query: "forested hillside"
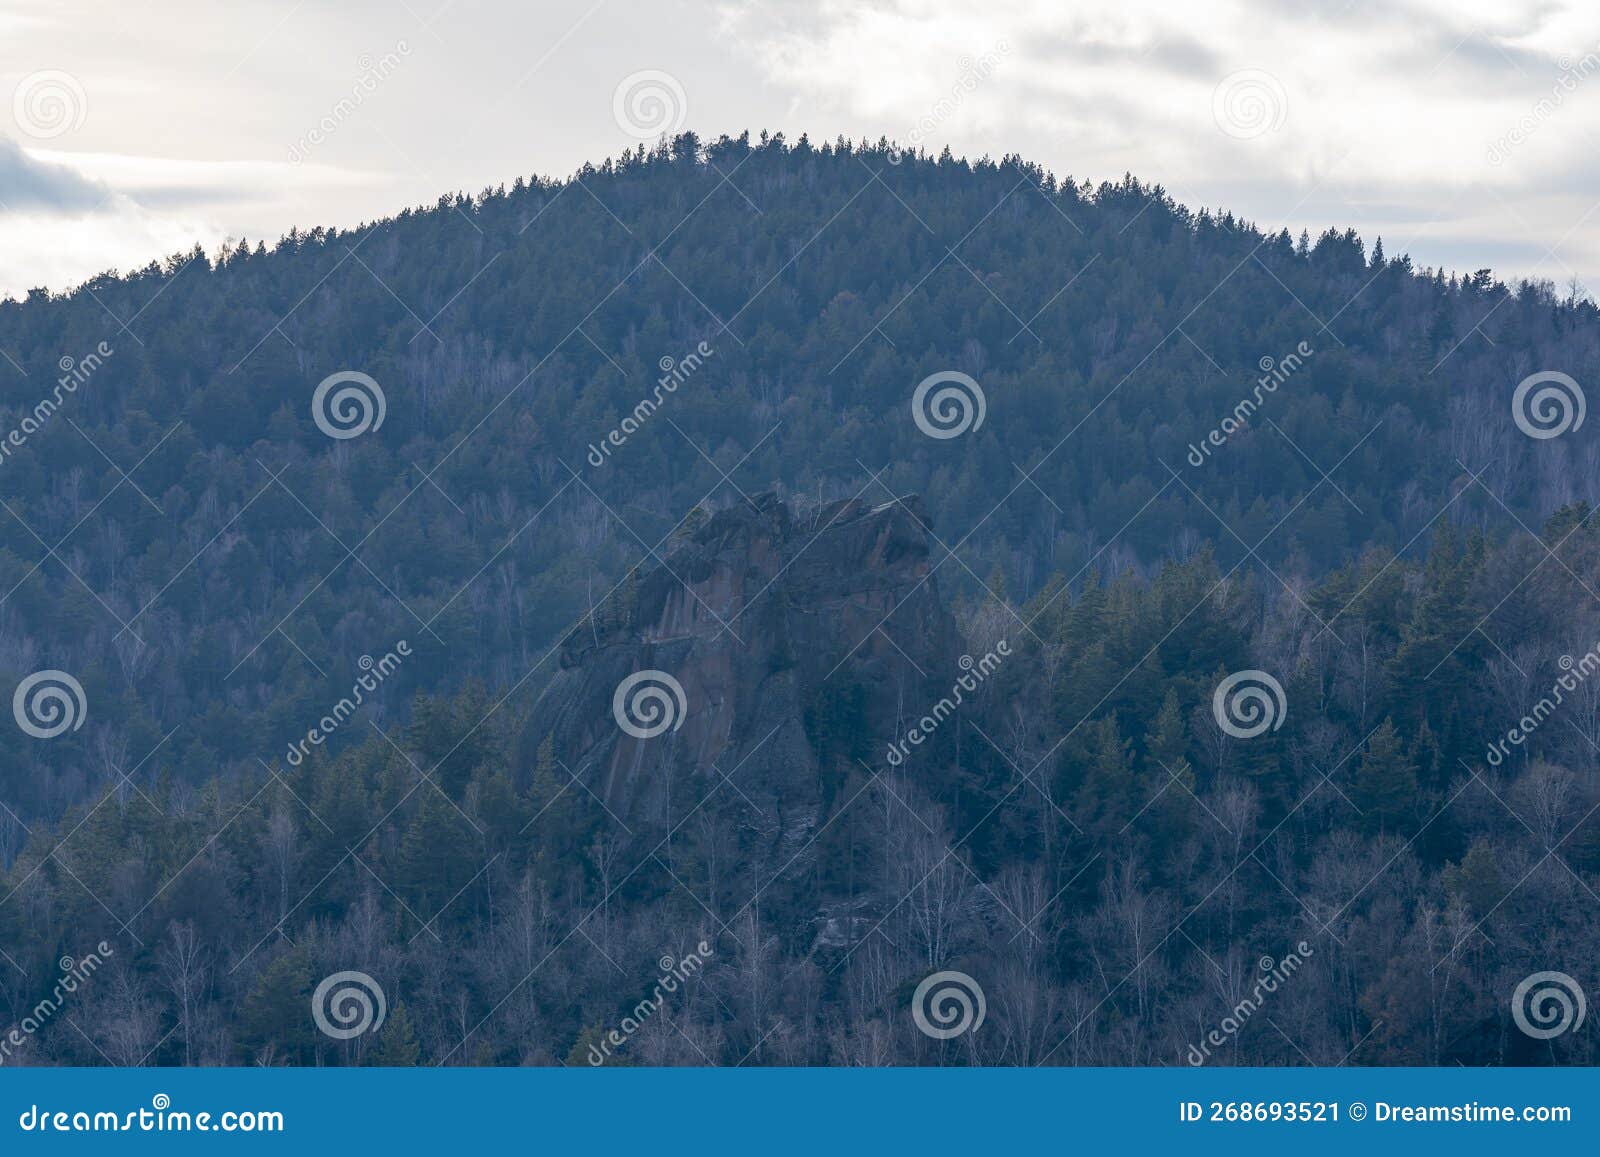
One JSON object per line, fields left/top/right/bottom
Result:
{"left": 1, "top": 134, "right": 1597, "bottom": 1066}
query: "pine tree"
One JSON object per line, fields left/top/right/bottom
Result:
{"left": 369, "top": 1001, "right": 422, "bottom": 1065}
{"left": 1353, "top": 719, "right": 1418, "bottom": 833}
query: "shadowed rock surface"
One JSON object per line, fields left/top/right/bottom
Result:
{"left": 520, "top": 492, "right": 963, "bottom": 930}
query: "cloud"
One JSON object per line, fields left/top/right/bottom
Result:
{"left": 715, "top": 0, "right": 1600, "bottom": 284}
{"left": 24, "top": 149, "right": 389, "bottom": 209}
{"left": 0, "top": 141, "right": 232, "bottom": 297}
{"left": 0, "top": 144, "right": 393, "bottom": 297}
{"left": 3, "top": 0, "right": 1598, "bottom": 296}
{"left": 0, "top": 136, "right": 111, "bottom": 212}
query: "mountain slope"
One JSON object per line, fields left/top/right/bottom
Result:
{"left": 1, "top": 136, "right": 1599, "bottom": 1068}
{"left": 2, "top": 133, "right": 1593, "bottom": 824}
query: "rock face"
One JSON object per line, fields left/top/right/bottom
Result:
{"left": 522, "top": 492, "right": 962, "bottom": 863}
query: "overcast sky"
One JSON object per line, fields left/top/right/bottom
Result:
{"left": 4, "top": 0, "right": 1600, "bottom": 299}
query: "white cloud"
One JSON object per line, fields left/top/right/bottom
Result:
{"left": 720, "top": 0, "right": 1600, "bottom": 284}
{"left": 2, "top": 0, "right": 1599, "bottom": 295}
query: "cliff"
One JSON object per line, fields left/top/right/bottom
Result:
{"left": 520, "top": 492, "right": 963, "bottom": 923}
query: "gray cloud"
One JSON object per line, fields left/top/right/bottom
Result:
{"left": 0, "top": 137, "right": 111, "bottom": 213}
{"left": 1026, "top": 28, "right": 1221, "bottom": 79}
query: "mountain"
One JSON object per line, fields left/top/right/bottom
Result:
{"left": 521, "top": 491, "right": 965, "bottom": 956}
{"left": 526, "top": 493, "right": 958, "bottom": 827}
{"left": 1, "top": 134, "right": 1598, "bottom": 1067}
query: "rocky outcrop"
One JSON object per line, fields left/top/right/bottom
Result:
{"left": 521, "top": 492, "right": 962, "bottom": 865}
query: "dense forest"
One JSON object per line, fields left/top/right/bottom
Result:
{"left": 1, "top": 134, "right": 1597, "bottom": 1065}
